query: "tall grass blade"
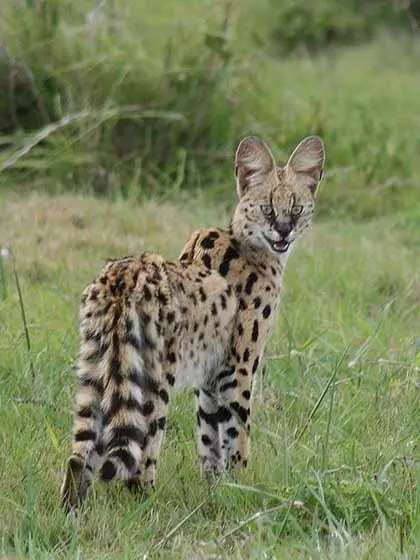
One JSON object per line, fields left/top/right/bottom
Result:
{"left": 11, "top": 250, "right": 35, "bottom": 379}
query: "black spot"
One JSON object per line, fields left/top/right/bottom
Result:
{"left": 218, "top": 245, "right": 240, "bottom": 277}
{"left": 243, "top": 349, "right": 250, "bottom": 362}
{"left": 230, "top": 402, "right": 249, "bottom": 423}
{"left": 239, "top": 298, "right": 247, "bottom": 310}
{"left": 77, "top": 406, "right": 93, "bottom": 418}
{"left": 109, "top": 448, "right": 135, "bottom": 470}
{"left": 270, "top": 266, "right": 277, "bottom": 276}
{"left": 95, "top": 441, "right": 104, "bottom": 455}
{"left": 202, "top": 254, "right": 212, "bottom": 269}
{"left": 168, "top": 352, "right": 177, "bottom": 364}
{"left": 201, "top": 236, "right": 215, "bottom": 250}
{"left": 141, "top": 312, "right": 151, "bottom": 325}
{"left": 75, "top": 430, "right": 96, "bottom": 442}
{"left": 109, "top": 426, "right": 147, "bottom": 448}
{"left": 157, "top": 290, "right": 168, "bottom": 305}
{"left": 238, "top": 323, "right": 244, "bottom": 336}
{"left": 166, "top": 311, "right": 175, "bottom": 324}
{"left": 231, "top": 347, "right": 241, "bottom": 362}
{"left": 211, "top": 302, "right": 218, "bottom": 316}
{"left": 149, "top": 420, "right": 157, "bottom": 437}
{"left": 201, "top": 434, "right": 212, "bottom": 446}
{"left": 220, "top": 379, "right": 237, "bottom": 392}
{"left": 143, "top": 285, "right": 152, "bottom": 301}
{"left": 190, "top": 293, "right": 198, "bottom": 305}
{"left": 216, "top": 366, "right": 235, "bottom": 381}
{"left": 159, "top": 389, "right": 169, "bottom": 404}
{"left": 157, "top": 417, "right": 166, "bottom": 429}
{"left": 238, "top": 368, "right": 248, "bottom": 376}
{"left": 252, "top": 357, "right": 259, "bottom": 374}
{"left": 262, "top": 305, "right": 271, "bottom": 319}
{"left": 140, "top": 400, "right": 155, "bottom": 416}
{"left": 217, "top": 406, "right": 233, "bottom": 423}
{"left": 198, "top": 407, "right": 218, "bottom": 429}
{"left": 220, "top": 294, "right": 227, "bottom": 309}
{"left": 204, "top": 315, "right": 209, "bottom": 326}
{"left": 253, "top": 297, "right": 261, "bottom": 309}
{"left": 166, "top": 373, "right": 175, "bottom": 386}
{"left": 145, "top": 457, "right": 157, "bottom": 469}
{"left": 245, "top": 272, "right": 258, "bottom": 295}
{"left": 100, "top": 460, "right": 117, "bottom": 481}
{"left": 235, "top": 283, "right": 243, "bottom": 295}
{"left": 242, "top": 390, "right": 251, "bottom": 400}
{"left": 199, "top": 287, "right": 207, "bottom": 302}
{"left": 252, "top": 320, "right": 259, "bottom": 342}
{"left": 227, "top": 427, "right": 239, "bottom": 438}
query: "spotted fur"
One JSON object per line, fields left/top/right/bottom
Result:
{"left": 60, "top": 135, "right": 325, "bottom": 510}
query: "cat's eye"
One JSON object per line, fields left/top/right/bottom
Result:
{"left": 291, "top": 205, "right": 303, "bottom": 216}
{"left": 261, "top": 205, "right": 274, "bottom": 218}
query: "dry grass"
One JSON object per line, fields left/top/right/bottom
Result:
{"left": 0, "top": 193, "right": 228, "bottom": 282}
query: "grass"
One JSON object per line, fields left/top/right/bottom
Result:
{"left": 1, "top": 1, "right": 420, "bottom": 557}
{"left": 1, "top": 191, "right": 420, "bottom": 558}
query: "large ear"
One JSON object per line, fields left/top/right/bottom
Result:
{"left": 235, "top": 136, "right": 276, "bottom": 198}
{"left": 286, "top": 136, "right": 325, "bottom": 194}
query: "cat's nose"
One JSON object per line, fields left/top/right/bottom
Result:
{"left": 275, "top": 223, "right": 292, "bottom": 238}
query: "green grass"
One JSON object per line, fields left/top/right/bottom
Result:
{"left": 1, "top": 192, "right": 420, "bottom": 558}
{"left": 1, "top": 1, "right": 420, "bottom": 557}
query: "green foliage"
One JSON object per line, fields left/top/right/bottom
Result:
{"left": 1, "top": 0, "right": 420, "bottom": 218}
{"left": 272, "top": 0, "right": 370, "bottom": 53}
{"left": 272, "top": 0, "right": 420, "bottom": 53}
{"left": 0, "top": 0, "right": 240, "bottom": 194}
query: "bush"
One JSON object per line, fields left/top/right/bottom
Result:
{"left": 0, "top": 0, "right": 240, "bottom": 195}
{"left": 272, "top": 0, "right": 420, "bottom": 53}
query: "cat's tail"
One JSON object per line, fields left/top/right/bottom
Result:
{"left": 76, "top": 257, "right": 161, "bottom": 483}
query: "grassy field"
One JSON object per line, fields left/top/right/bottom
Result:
{"left": 1, "top": 190, "right": 420, "bottom": 558}
{"left": 1, "top": 0, "right": 420, "bottom": 558}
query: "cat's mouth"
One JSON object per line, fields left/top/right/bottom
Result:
{"left": 264, "top": 235, "right": 290, "bottom": 253}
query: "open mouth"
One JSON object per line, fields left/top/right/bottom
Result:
{"left": 264, "top": 236, "right": 290, "bottom": 253}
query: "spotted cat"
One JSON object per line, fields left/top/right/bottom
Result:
{"left": 61, "top": 135, "right": 325, "bottom": 510}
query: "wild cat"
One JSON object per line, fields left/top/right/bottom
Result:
{"left": 61, "top": 135, "right": 325, "bottom": 509}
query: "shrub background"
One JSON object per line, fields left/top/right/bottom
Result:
{"left": 1, "top": 0, "right": 420, "bottom": 217}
